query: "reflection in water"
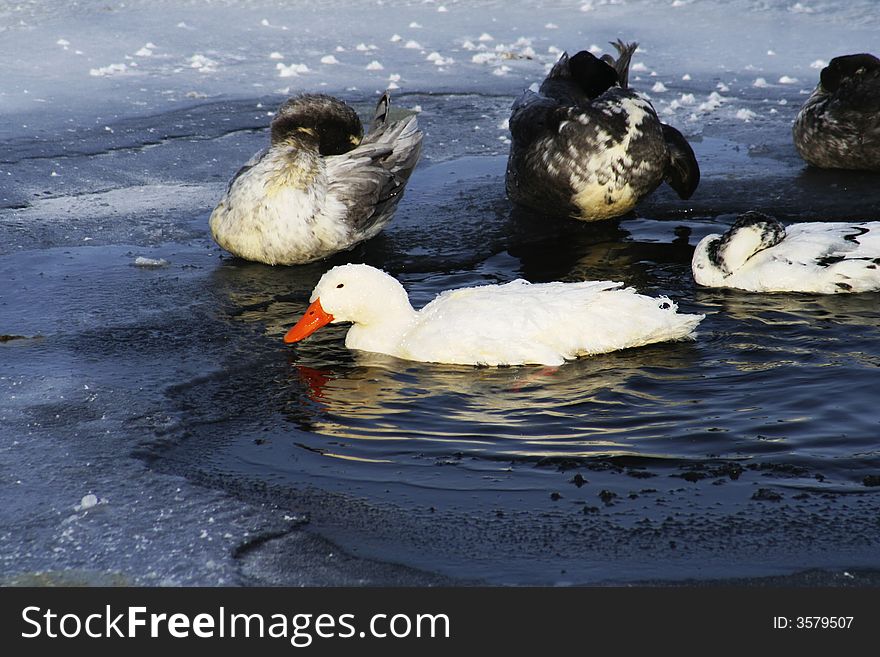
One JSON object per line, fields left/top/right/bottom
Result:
{"left": 506, "top": 207, "right": 697, "bottom": 295}
{"left": 282, "top": 341, "right": 704, "bottom": 463}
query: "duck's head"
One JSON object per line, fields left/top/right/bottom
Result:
{"left": 706, "top": 211, "right": 786, "bottom": 275}
{"left": 284, "top": 264, "right": 412, "bottom": 343}
{"left": 819, "top": 53, "right": 880, "bottom": 94}
{"left": 568, "top": 51, "right": 620, "bottom": 98}
{"left": 270, "top": 94, "right": 364, "bottom": 155}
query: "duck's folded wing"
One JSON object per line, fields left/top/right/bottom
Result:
{"left": 509, "top": 91, "right": 568, "bottom": 145}
{"left": 223, "top": 147, "right": 270, "bottom": 195}
{"left": 416, "top": 279, "right": 624, "bottom": 339}
{"left": 324, "top": 115, "right": 422, "bottom": 234}
{"left": 837, "top": 73, "right": 880, "bottom": 147}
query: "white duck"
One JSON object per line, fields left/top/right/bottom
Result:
{"left": 692, "top": 211, "right": 880, "bottom": 293}
{"left": 210, "top": 92, "right": 422, "bottom": 265}
{"left": 284, "top": 264, "right": 704, "bottom": 366}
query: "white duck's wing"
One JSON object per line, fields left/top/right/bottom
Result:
{"left": 323, "top": 97, "right": 423, "bottom": 237}
{"left": 722, "top": 222, "right": 880, "bottom": 293}
{"left": 782, "top": 222, "right": 880, "bottom": 292}
{"left": 400, "top": 280, "right": 702, "bottom": 366}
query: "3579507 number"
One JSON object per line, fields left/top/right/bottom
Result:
{"left": 796, "top": 617, "right": 853, "bottom": 629}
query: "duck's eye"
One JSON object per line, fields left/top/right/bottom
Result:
{"left": 336, "top": 283, "right": 344, "bottom": 288}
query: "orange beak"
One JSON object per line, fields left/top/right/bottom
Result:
{"left": 284, "top": 298, "right": 334, "bottom": 343}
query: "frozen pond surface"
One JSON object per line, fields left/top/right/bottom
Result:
{"left": 2, "top": 0, "right": 880, "bottom": 585}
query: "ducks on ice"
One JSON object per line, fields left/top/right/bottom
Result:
{"left": 210, "top": 93, "right": 422, "bottom": 265}
{"left": 793, "top": 53, "right": 880, "bottom": 171}
{"left": 284, "top": 264, "right": 704, "bottom": 366}
{"left": 505, "top": 40, "right": 700, "bottom": 222}
{"left": 692, "top": 211, "right": 880, "bottom": 293}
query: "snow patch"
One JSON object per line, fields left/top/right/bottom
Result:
{"left": 698, "top": 91, "right": 724, "bottom": 112}
{"left": 89, "top": 63, "right": 127, "bottom": 77}
{"left": 75, "top": 494, "right": 100, "bottom": 511}
{"left": 789, "top": 2, "right": 814, "bottom": 13}
{"left": 189, "top": 55, "right": 218, "bottom": 73}
{"left": 276, "top": 62, "right": 309, "bottom": 77}
{"left": 134, "top": 257, "right": 170, "bottom": 268}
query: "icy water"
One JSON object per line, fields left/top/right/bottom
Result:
{"left": 2, "top": 0, "right": 880, "bottom": 585}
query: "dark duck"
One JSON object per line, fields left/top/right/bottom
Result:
{"left": 793, "top": 53, "right": 880, "bottom": 171}
{"left": 210, "top": 92, "right": 422, "bottom": 265}
{"left": 505, "top": 40, "right": 700, "bottom": 222}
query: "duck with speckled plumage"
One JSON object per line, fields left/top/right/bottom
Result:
{"left": 210, "top": 92, "right": 422, "bottom": 265}
{"left": 793, "top": 53, "right": 880, "bottom": 171}
{"left": 692, "top": 211, "right": 880, "bottom": 294}
{"left": 505, "top": 40, "right": 700, "bottom": 222}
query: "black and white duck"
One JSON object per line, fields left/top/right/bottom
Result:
{"left": 692, "top": 211, "right": 880, "bottom": 293}
{"left": 505, "top": 40, "right": 700, "bottom": 222}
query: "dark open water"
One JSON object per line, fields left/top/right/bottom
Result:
{"left": 2, "top": 92, "right": 879, "bottom": 585}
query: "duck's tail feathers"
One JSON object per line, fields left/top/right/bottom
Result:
{"left": 661, "top": 123, "right": 700, "bottom": 200}
{"left": 362, "top": 96, "right": 423, "bottom": 182}
{"left": 383, "top": 113, "right": 423, "bottom": 183}
{"left": 370, "top": 91, "right": 392, "bottom": 131}
{"left": 602, "top": 40, "right": 638, "bottom": 89}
